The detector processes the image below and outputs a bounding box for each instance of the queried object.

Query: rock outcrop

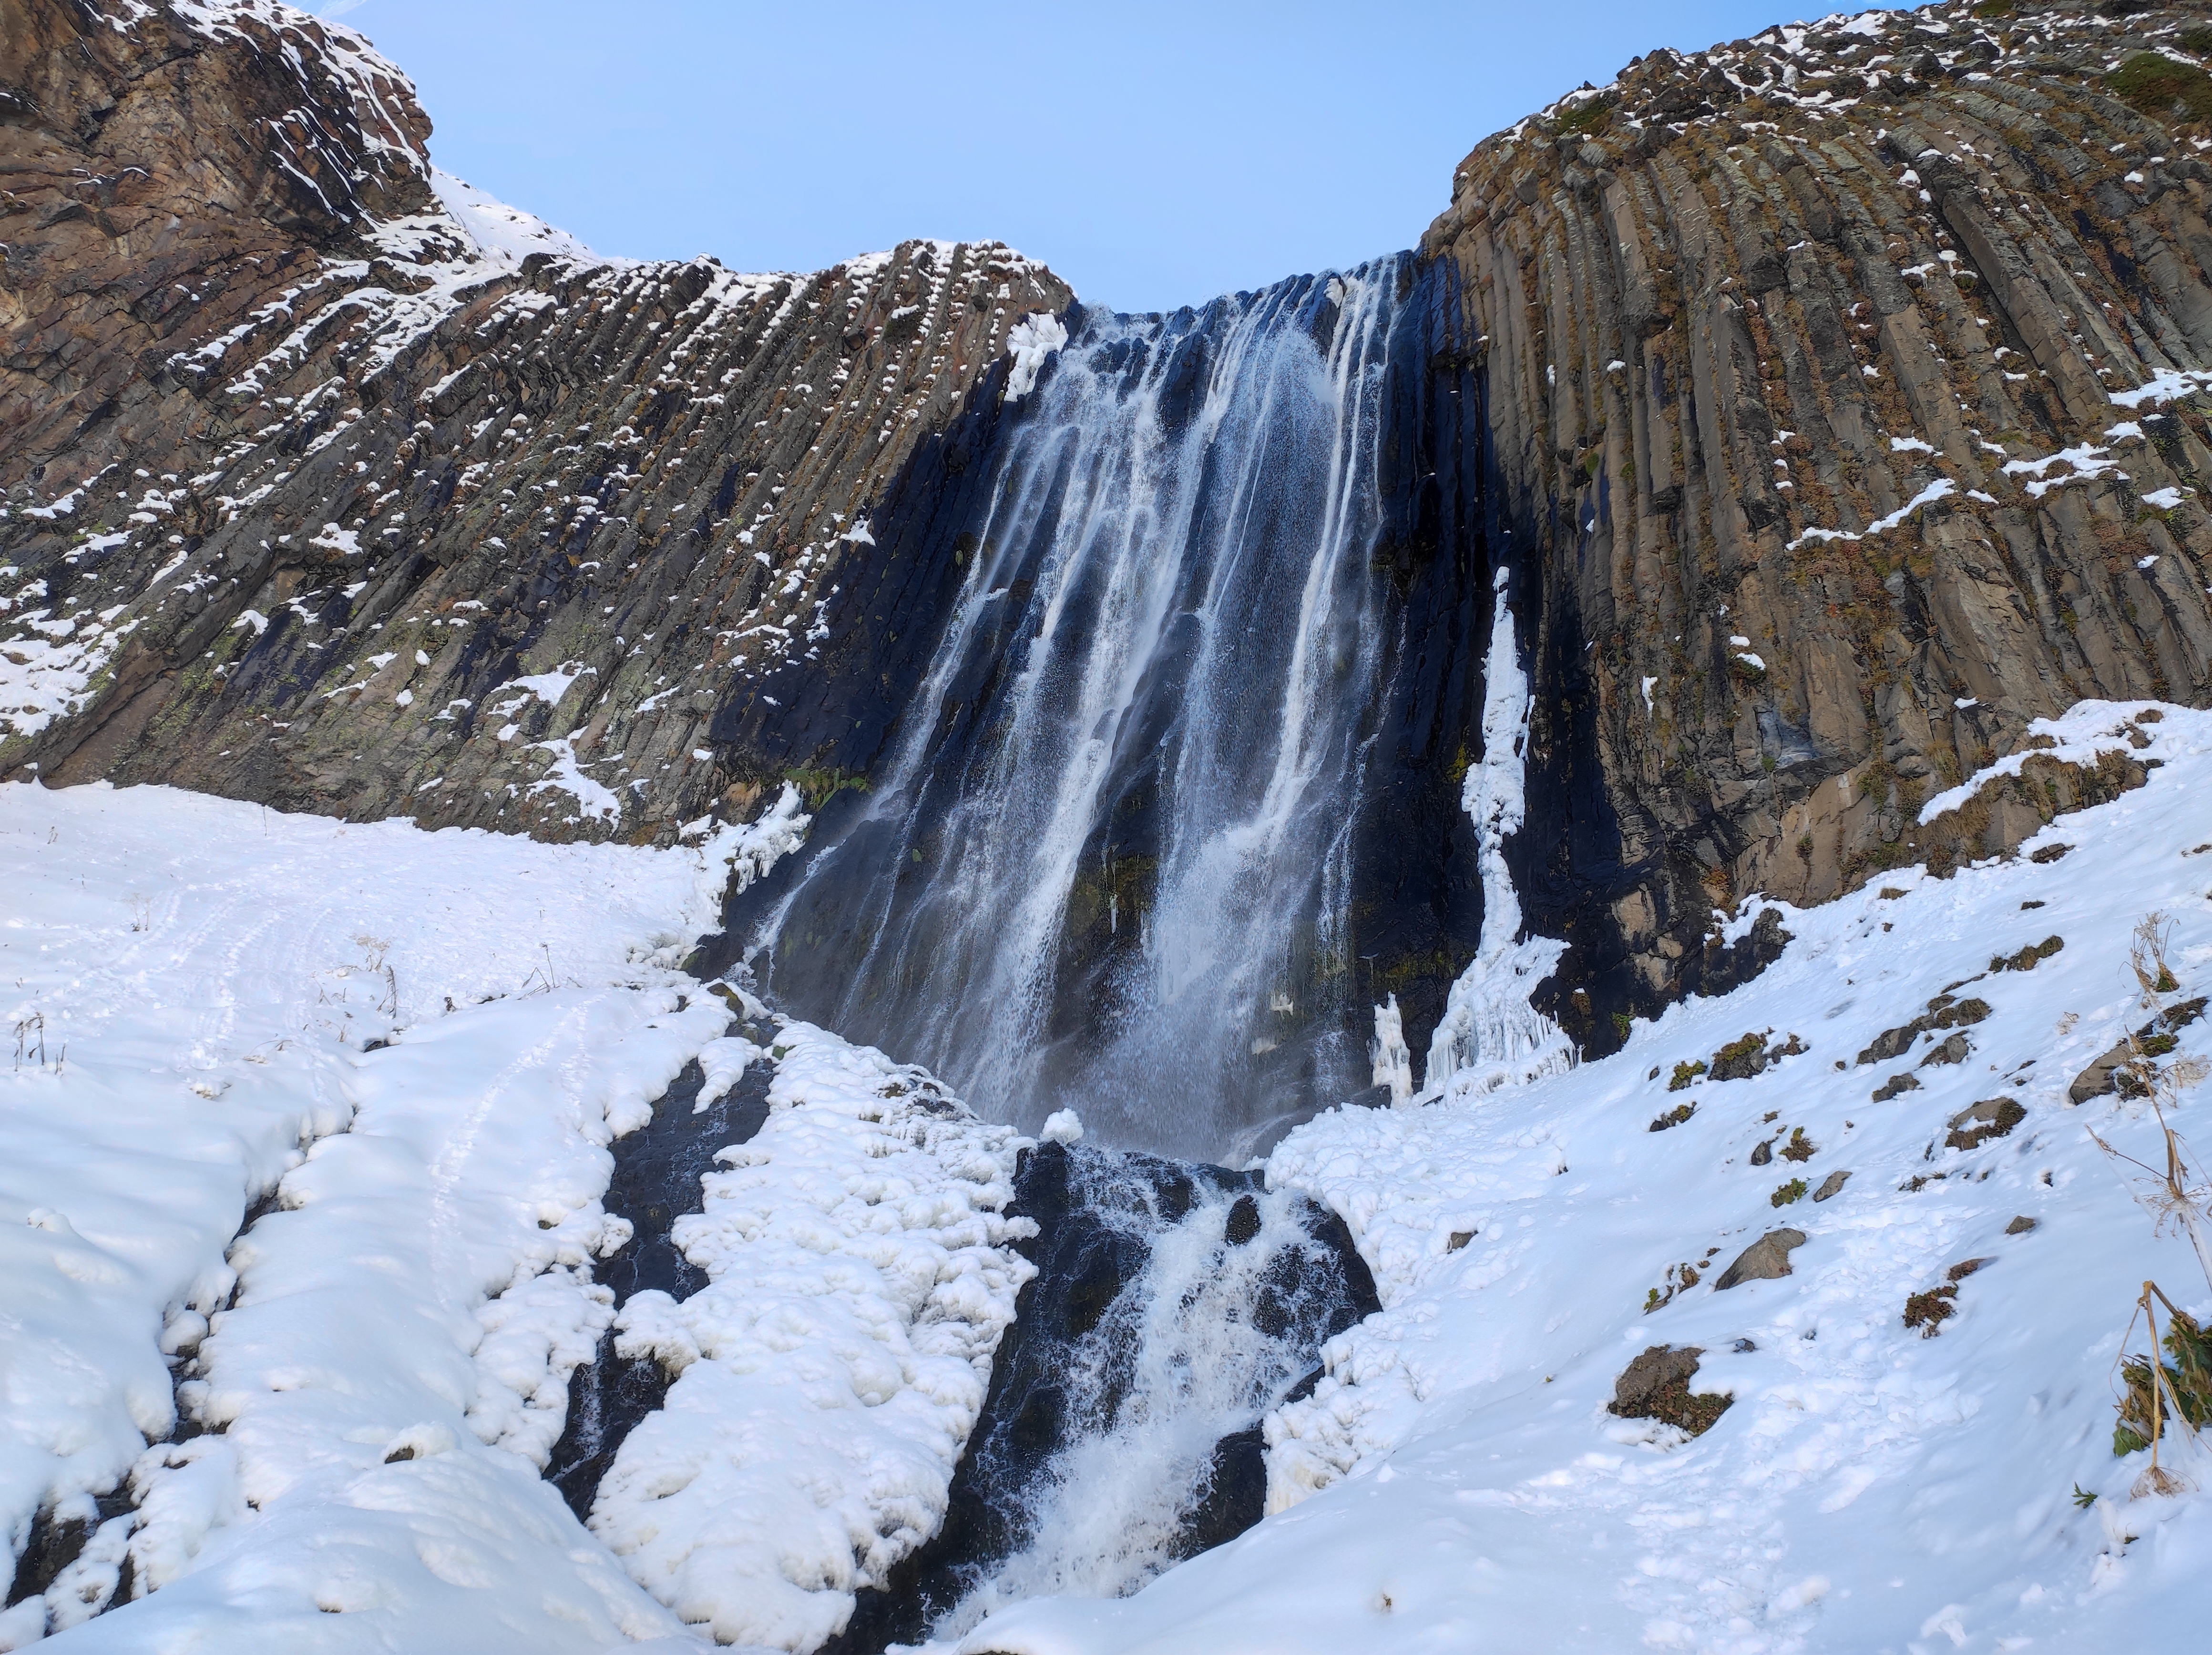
[0,0,1069,842]
[1434,1,2212,1042]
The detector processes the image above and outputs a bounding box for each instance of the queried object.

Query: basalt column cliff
[6,0,2212,1082]
[1434,2,2212,1049]
[0,0,1070,844]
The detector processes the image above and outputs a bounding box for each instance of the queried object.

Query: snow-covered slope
[957,702,2212,1653]
[0,777,1052,1655]
[432,169,619,272]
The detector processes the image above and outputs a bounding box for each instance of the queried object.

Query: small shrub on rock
[1991,935,2064,973]
[1905,1258,1991,1338]
[1946,1097,2026,1151]
[1608,1344,1731,1436]
[1710,1032,1769,1082]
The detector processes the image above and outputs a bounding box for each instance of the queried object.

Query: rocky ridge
[1429,0,2212,1041]
[0,0,1069,842]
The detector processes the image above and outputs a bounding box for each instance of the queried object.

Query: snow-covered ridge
[432,170,619,273]
[593,1017,1034,1650]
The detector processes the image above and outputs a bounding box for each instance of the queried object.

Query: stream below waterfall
[825,1138,1378,1651]
[556,1059,1377,1654]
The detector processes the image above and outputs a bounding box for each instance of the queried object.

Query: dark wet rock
[1168,1427,1269,1562]
[1749,1139,1774,1167]
[1870,1072,1922,1102]
[1714,1228,1806,1290]
[2,1484,135,1624]
[1225,1194,1263,1247]
[546,1049,775,1520]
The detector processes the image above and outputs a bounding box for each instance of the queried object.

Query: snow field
[595,1017,1036,1651]
[0,781,767,1650]
[955,702,2212,1654]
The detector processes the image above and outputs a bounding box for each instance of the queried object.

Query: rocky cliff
[1428,0,2212,1046]
[6,0,2212,1056]
[0,0,1069,842]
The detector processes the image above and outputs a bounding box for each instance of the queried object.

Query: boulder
[2069,1041,2131,1103]
[1857,1022,1923,1065]
[1714,1228,1807,1289]
[1812,1170,1852,1202]
[1920,1032,1972,1067]
[1946,1098,2026,1151]
[1608,1344,1732,1437]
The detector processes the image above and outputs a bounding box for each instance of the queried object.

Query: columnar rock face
[1426,1,2212,1044]
[0,0,1069,841]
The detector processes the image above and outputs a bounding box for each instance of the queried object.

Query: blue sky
[330,1,1884,313]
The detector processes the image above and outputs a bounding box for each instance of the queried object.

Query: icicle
[1370,994,1413,1103]
[1420,568,1575,1099]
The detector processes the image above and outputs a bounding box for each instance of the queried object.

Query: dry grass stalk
[2091,1104,2212,1297]
[2090,912,2212,1293]
[2114,1280,2212,1498]
[2130,911,2181,1004]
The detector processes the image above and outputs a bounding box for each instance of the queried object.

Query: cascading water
[748,258,1435,1158]
[823,1139,1378,1652]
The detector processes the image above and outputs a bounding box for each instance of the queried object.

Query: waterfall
[750,260,1428,1157]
